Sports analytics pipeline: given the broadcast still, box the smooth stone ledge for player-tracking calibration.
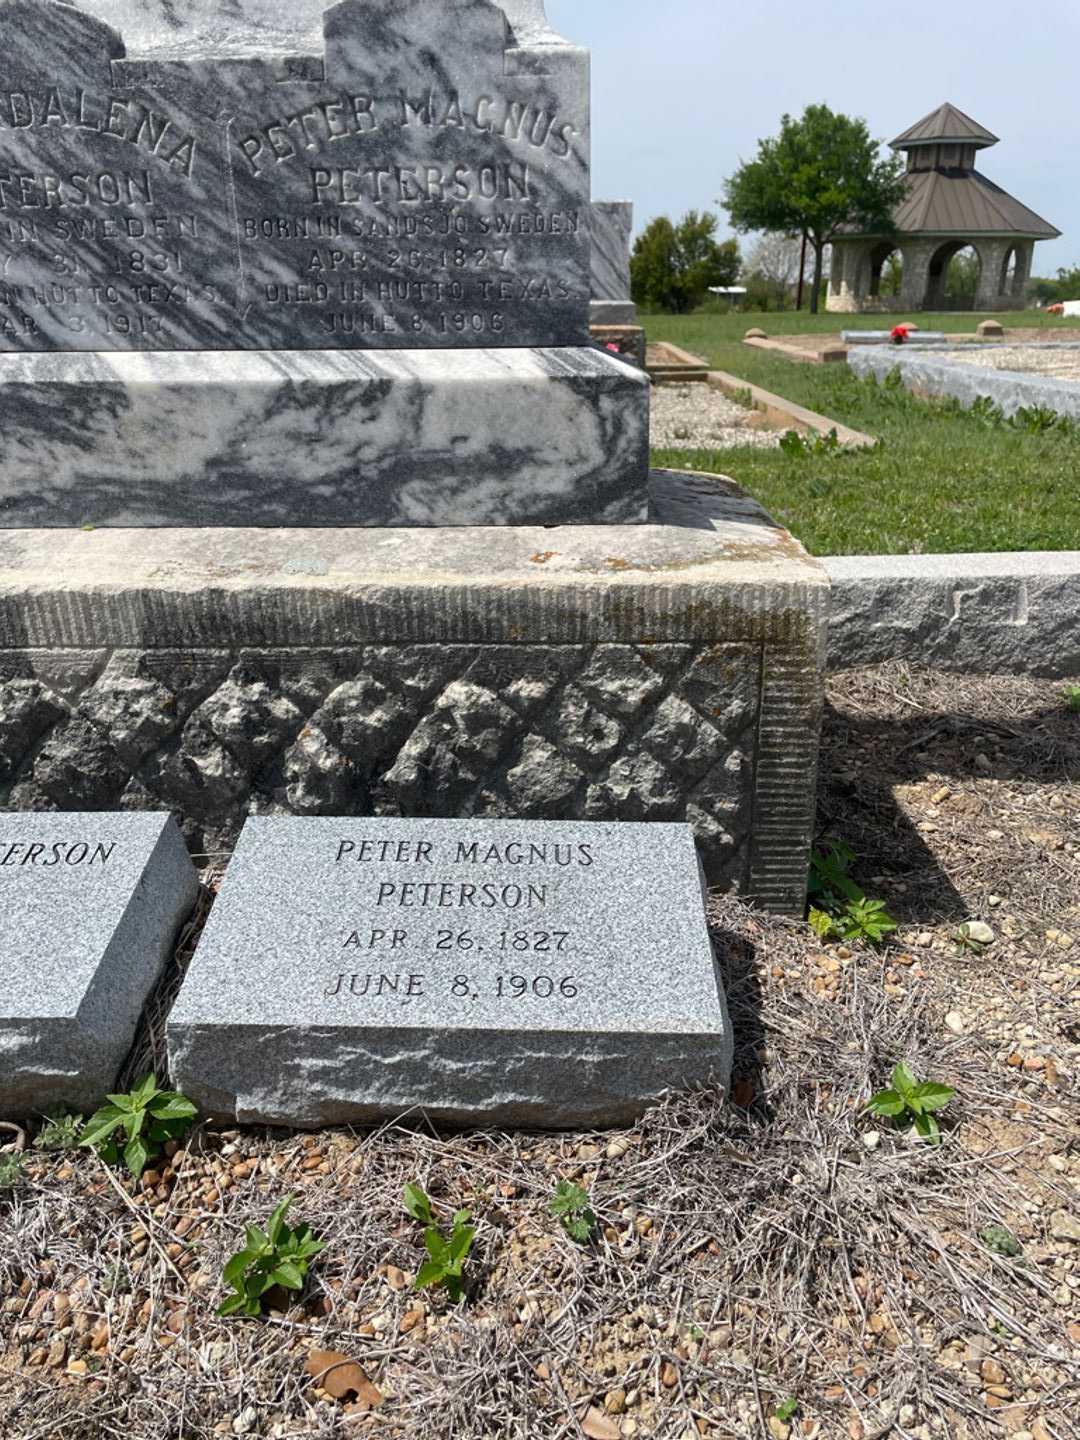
[826,551,1080,677]
[847,346,1080,419]
[0,471,830,649]
[0,347,648,529]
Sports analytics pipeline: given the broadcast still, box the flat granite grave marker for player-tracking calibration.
[168,817,732,1128]
[0,812,199,1117]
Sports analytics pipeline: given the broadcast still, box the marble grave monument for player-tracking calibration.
[0,1,827,927]
[0,0,649,526]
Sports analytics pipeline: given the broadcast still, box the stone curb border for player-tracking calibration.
[706,372,876,450]
[824,551,1080,678]
[648,341,710,383]
[742,336,843,365]
[847,345,1080,419]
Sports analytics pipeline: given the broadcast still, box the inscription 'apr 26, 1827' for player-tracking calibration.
[0,0,590,351]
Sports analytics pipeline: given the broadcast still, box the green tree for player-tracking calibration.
[945,249,980,300]
[724,104,907,314]
[881,252,903,298]
[630,211,740,313]
[1031,264,1080,305]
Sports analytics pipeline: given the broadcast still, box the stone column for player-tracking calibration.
[1012,241,1035,300]
[974,240,1012,310]
[900,240,935,311]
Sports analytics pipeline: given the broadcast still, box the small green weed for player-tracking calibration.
[1063,684,1080,713]
[550,1180,598,1244]
[81,1074,197,1179]
[980,1224,1022,1258]
[1007,404,1072,435]
[404,1183,476,1303]
[808,842,897,945]
[779,427,841,459]
[774,1397,799,1423]
[865,1062,955,1145]
[0,1153,24,1188]
[35,1106,83,1152]
[218,1196,324,1318]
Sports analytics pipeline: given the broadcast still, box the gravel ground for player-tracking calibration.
[0,665,1077,1440]
[650,383,783,449]
[936,347,1080,383]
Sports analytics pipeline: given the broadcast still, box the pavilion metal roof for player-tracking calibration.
[894,168,1060,238]
[891,103,999,150]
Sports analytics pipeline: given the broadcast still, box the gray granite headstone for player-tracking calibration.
[0,812,199,1117]
[168,817,732,1128]
[590,200,637,326]
[0,0,591,351]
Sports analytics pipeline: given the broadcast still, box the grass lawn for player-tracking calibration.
[646,309,1080,556]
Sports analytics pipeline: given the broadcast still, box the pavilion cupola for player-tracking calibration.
[891,103,1000,175]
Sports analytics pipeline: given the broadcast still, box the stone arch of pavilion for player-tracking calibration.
[827,103,1060,314]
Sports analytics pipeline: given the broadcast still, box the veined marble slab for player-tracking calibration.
[0,0,590,351]
[0,345,649,527]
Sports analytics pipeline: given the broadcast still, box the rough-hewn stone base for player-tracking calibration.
[0,472,828,914]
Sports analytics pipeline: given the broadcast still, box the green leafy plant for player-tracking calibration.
[0,1153,24,1188]
[218,1197,324,1318]
[550,1180,598,1244]
[865,1063,955,1145]
[1063,684,1080,714]
[80,1074,197,1179]
[980,1224,1022,1258]
[780,427,841,459]
[404,1183,476,1303]
[808,842,897,945]
[969,394,1005,426]
[35,1106,83,1152]
[774,1397,799,1423]
[1007,404,1067,435]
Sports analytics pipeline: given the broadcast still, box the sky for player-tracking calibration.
[547,0,1079,275]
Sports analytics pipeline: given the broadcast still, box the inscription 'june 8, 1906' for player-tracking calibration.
[324,835,594,1007]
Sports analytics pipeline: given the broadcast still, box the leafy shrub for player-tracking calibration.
[81,1074,197,1179]
[808,842,898,945]
[779,427,841,458]
[865,1062,955,1145]
[0,1153,23,1188]
[35,1106,82,1152]
[404,1184,476,1303]
[219,1197,324,1318]
[550,1181,598,1244]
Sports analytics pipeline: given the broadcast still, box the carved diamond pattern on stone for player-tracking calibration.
[573,645,667,718]
[638,695,730,783]
[79,674,181,770]
[585,751,684,823]
[504,734,586,816]
[377,680,521,815]
[0,679,65,784]
[197,670,306,771]
[554,686,626,766]
[0,641,761,881]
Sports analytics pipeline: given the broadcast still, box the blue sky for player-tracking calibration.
[547,0,1078,275]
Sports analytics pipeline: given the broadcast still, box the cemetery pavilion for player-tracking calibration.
[827,103,1060,313]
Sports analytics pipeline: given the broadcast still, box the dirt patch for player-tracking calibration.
[0,665,1076,1440]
